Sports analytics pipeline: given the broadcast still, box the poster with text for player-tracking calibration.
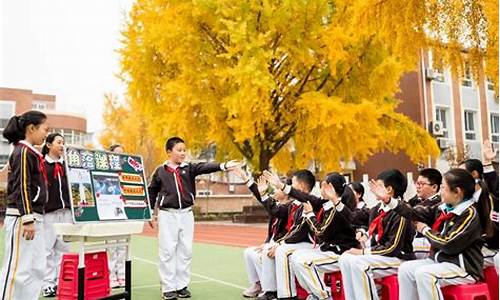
[65,146,152,223]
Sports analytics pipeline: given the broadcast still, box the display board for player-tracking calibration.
[64,146,152,223]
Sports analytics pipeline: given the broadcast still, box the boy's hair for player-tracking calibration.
[2,110,47,144]
[109,144,123,152]
[165,137,185,152]
[459,159,484,179]
[42,133,64,156]
[293,169,316,192]
[376,169,408,198]
[419,168,442,189]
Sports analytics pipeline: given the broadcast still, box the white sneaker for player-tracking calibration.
[242,282,262,298]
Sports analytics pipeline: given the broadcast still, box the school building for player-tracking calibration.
[0,87,89,189]
[353,51,499,179]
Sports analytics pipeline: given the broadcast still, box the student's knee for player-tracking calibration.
[414,265,434,284]
[290,252,306,270]
[398,261,417,281]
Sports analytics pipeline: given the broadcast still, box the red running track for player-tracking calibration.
[141,222,268,248]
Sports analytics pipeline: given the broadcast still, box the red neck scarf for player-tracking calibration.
[368,210,387,242]
[432,211,454,231]
[286,203,300,232]
[166,166,184,195]
[53,162,64,179]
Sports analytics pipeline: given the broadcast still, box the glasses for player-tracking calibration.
[415,181,433,187]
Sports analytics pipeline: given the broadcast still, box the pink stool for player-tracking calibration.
[484,266,499,300]
[441,282,491,300]
[328,271,345,300]
[296,279,308,300]
[375,275,399,300]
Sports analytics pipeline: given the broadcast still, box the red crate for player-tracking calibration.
[57,252,111,300]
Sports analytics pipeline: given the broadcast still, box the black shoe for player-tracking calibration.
[41,286,56,298]
[256,291,277,300]
[163,291,177,300]
[176,287,191,298]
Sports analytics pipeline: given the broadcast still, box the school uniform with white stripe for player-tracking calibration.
[291,199,359,300]
[339,201,415,300]
[407,193,441,259]
[243,180,288,288]
[148,161,230,294]
[390,198,484,300]
[0,141,47,300]
[42,155,72,294]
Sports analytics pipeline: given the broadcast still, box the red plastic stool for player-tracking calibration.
[327,271,345,300]
[57,251,110,300]
[375,274,399,300]
[295,278,309,300]
[441,282,491,300]
[484,266,499,300]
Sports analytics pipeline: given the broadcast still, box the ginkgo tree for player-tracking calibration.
[103,0,496,174]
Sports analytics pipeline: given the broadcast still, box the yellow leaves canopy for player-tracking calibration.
[103,0,496,174]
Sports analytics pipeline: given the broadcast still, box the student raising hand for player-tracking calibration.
[483,140,498,164]
[224,160,242,171]
[320,181,340,205]
[262,170,284,190]
[303,201,313,214]
[369,179,391,203]
[256,176,269,196]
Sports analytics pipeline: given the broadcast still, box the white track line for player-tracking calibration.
[133,279,211,290]
[132,256,246,290]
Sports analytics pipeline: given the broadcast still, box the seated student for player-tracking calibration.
[459,159,498,269]
[380,169,483,300]
[349,181,370,231]
[338,169,415,300]
[289,173,360,300]
[482,140,499,273]
[230,168,290,298]
[408,168,442,259]
[258,170,317,300]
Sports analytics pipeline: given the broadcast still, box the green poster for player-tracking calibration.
[64,146,152,223]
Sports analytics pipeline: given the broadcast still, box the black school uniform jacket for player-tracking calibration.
[303,200,360,254]
[391,198,484,280]
[366,203,416,260]
[408,193,442,208]
[44,155,71,213]
[6,141,47,224]
[245,179,288,243]
[483,168,499,250]
[352,201,370,230]
[275,185,334,245]
[408,194,442,238]
[148,161,226,210]
[472,186,499,250]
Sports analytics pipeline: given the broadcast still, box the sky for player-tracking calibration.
[0,0,134,135]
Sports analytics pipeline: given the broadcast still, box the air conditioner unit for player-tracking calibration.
[431,120,444,136]
[426,68,439,80]
[437,138,450,149]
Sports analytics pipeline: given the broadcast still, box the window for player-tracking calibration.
[487,78,495,91]
[491,113,499,143]
[0,101,15,129]
[435,107,450,138]
[32,101,47,110]
[464,111,477,140]
[462,65,473,87]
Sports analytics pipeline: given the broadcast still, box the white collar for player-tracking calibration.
[380,202,392,212]
[18,140,43,157]
[163,161,188,169]
[357,201,366,209]
[323,201,334,211]
[292,200,302,206]
[438,199,475,216]
[472,188,482,203]
[45,155,64,164]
